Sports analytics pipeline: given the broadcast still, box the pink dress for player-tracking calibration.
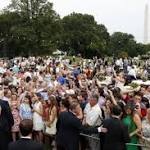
[11,101,21,132]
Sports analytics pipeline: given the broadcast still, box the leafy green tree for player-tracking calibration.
[0,0,61,56]
[0,1,150,58]
[109,32,138,57]
[58,13,109,58]
[118,51,128,58]
[143,44,150,55]
[0,12,23,57]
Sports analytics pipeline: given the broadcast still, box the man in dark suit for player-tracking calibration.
[0,99,14,150]
[8,119,43,150]
[101,105,130,150]
[56,101,107,150]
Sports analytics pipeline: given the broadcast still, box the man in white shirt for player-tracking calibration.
[115,58,123,69]
[83,93,102,150]
[128,66,136,79]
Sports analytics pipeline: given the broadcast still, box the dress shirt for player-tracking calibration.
[84,103,102,126]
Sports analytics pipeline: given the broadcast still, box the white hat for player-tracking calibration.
[121,86,140,94]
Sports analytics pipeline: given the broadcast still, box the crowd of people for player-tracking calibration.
[0,56,150,150]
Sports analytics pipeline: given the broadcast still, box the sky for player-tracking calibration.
[0,0,149,43]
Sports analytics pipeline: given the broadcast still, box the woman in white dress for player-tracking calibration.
[33,94,44,143]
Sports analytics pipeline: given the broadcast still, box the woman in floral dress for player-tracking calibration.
[11,93,21,142]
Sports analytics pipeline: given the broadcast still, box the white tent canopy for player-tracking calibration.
[52,49,65,55]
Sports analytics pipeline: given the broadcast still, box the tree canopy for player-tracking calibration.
[0,0,150,58]
[58,13,109,57]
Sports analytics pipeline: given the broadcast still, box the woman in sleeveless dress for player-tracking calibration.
[11,93,20,142]
[122,102,142,150]
[33,94,44,143]
[45,95,58,148]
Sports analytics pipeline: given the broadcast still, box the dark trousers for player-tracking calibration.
[0,132,10,150]
[57,144,66,150]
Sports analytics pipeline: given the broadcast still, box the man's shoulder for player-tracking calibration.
[104,117,126,127]
[30,140,43,149]
[103,117,119,124]
[60,111,69,116]
[59,111,71,119]
[61,111,80,121]
[28,139,43,146]
[0,99,8,106]
[9,139,43,150]
[0,99,5,104]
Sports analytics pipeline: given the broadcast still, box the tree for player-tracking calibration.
[58,13,109,58]
[0,1,149,57]
[109,32,138,57]
[0,12,23,57]
[8,0,58,19]
[0,0,61,56]
[118,51,128,58]
[143,44,150,55]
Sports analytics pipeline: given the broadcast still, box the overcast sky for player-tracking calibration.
[0,0,149,43]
